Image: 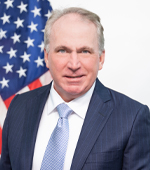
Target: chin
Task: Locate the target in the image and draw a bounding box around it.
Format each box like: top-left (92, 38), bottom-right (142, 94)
top-left (65, 86), bottom-right (86, 96)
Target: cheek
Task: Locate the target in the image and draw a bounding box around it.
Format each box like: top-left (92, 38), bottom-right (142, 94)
top-left (83, 58), bottom-right (99, 73)
top-left (48, 57), bottom-right (66, 73)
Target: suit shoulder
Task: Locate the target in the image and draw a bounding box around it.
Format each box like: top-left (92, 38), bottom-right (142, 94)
top-left (8, 84), bottom-right (51, 111)
top-left (17, 84), bottom-right (50, 99)
top-left (95, 79), bottom-right (148, 111)
top-left (107, 88), bottom-right (147, 111)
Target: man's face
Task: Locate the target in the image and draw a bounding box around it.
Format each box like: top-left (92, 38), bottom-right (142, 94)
top-left (44, 13), bottom-right (105, 102)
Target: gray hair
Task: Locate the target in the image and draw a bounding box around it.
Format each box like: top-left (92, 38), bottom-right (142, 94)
top-left (44, 7), bottom-right (105, 54)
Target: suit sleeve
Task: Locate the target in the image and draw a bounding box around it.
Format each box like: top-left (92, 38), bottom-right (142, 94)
top-left (0, 116), bottom-right (12, 170)
top-left (0, 95), bottom-right (19, 170)
top-left (122, 105), bottom-right (150, 169)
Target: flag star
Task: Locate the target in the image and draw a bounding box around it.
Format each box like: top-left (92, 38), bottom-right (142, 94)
top-left (7, 48), bottom-right (17, 58)
top-left (11, 33), bottom-right (21, 44)
top-left (24, 37), bottom-right (34, 48)
top-left (28, 22), bottom-right (38, 33)
top-left (14, 17), bottom-right (24, 28)
top-left (20, 52), bottom-right (31, 63)
top-left (16, 67), bottom-right (27, 78)
top-left (38, 41), bottom-right (44, 52)
top-left (0, 29), bottom-right (7, 39)
top-left (17, 1), bottom-right (28, 13)
top-left (45, 10), bottom-right (51, 19)
top-left (41, 29), bottom-right (45, 33)
top-left (0, 77), bottom-right (9, 89)
top-left (34, 56), bottom-right (44, 67)
top-left (4, 0), bottom-right (14, 9)
top-left (1, 13), bottom-right (11, 25)
top-left (3, 62), bottom-right (13, 74)
top-left (0, 46), bottom-right (4, 53)
top-left (31, 6), bottom-right (41, 17)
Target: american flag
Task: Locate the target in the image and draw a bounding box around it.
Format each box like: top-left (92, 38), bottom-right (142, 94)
top-left (0, 0), bottom-right (53, 154)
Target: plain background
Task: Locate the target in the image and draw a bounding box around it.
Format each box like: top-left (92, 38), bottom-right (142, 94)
top-left (50, 0), bottom-right (150, 107)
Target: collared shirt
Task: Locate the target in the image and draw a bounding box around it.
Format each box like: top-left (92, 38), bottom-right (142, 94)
top-left (32, 81), bottom-right (95, 170)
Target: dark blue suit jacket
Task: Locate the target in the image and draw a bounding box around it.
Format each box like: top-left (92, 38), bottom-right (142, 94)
top-left (0, 79), bottom-right (150, 170)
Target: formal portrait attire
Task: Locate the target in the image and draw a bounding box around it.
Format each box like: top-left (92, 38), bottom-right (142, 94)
top-left (0, 7), bottom-right (150, 170)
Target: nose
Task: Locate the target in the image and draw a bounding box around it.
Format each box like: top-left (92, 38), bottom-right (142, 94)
top-left (67, 52), bottom-right (81, 71)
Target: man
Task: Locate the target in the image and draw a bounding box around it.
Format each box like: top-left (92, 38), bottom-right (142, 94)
top-left (0, 7), bottom-right (150, 170)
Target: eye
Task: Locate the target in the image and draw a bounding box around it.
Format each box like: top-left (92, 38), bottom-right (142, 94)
top-left (58, 49), bottom-right (66, 53)
top-left (82, 50), bottom-right (90, 54)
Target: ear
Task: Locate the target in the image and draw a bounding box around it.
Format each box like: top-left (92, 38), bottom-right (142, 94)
top-left (44, 48), bottom-right (49, 68)
top-left (99, 50), bottom-right (105, 70)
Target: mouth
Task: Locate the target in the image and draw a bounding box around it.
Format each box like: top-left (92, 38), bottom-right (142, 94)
top-left (65, 75), bottom-right (84, 78)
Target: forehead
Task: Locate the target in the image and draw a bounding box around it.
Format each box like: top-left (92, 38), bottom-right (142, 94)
top-left (49, 13), bottom-right (99, 51)
top-left (51, 13), bottom-right (97, 34)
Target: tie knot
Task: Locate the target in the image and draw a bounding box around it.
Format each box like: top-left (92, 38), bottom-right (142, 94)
top-left (56, 103), bottom-right (72, 118)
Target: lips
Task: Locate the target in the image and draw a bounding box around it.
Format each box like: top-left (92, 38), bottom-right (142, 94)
top-left (65, 75), bottom-right (83, 78)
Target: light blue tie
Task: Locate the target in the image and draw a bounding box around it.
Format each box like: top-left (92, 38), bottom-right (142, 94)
top-left (40, 103), bottom-right (72, 170)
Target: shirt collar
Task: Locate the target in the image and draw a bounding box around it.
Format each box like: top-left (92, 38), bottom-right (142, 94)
top-left (47, 81), bottom-right (96, 119)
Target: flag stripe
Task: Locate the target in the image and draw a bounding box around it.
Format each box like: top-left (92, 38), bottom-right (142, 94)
top-left (4, 94), bottom-right (16, 109)
top-left (39, 70), bottom-right (52, 86)
top-left (28, 78), bottom-right (42, 90)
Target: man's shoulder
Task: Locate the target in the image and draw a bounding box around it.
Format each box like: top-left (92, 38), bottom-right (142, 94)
top-left (8, 83), bottom-right (51, 110)
top-left (17, 83), bottom-right (51, 99)
top-left (95, 79), bottom-right (146, 109)
top-left (107, 87), bottom-right (147, 111)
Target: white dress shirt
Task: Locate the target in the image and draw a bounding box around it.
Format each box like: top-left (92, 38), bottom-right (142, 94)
top-left (32, 81), bottom-right (95, 170)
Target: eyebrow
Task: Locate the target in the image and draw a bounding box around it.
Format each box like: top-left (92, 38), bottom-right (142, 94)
top-left (54, 45), bottom-right (94, 53)
top-left (77, 46), bottom-right (94, 53)
top-left (54, 46), bottom-right (71, 52)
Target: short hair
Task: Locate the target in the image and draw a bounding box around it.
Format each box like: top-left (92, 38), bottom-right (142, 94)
top-left (44, 7), bottom-right (105, 54)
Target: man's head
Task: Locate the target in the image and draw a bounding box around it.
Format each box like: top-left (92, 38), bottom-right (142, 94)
top-left (44, 7), bottom-right (105, 102)
top-left (44, 7), bottom-right (105, 55)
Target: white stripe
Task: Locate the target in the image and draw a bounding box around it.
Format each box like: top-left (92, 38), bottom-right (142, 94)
top-left (39, 71), bottom-right (52, 86)
top-left (16, 86), bottom-right (30, 94)
top-left (0, 96), bottom-right (7, 128)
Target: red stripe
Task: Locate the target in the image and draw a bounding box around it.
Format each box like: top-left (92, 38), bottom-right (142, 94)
top-left (3, 79), bottom-right (42, 109)
top-left (28, 78), bottom-right (42, 91)
top-left (0, 126), bottom-right (2, 154)
top-left (4, 94), bottom-right (16, 109)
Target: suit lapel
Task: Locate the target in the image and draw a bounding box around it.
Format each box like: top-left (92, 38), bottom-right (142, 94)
top-left (71, 79), bottom-right (113, 170)
top-left (19, 83), bottom-right (51, 170)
